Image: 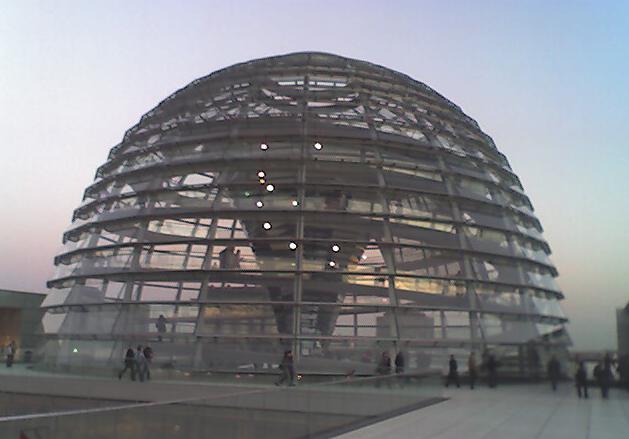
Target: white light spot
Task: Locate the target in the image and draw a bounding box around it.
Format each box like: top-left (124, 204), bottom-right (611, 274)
top-left (291, 200), bottom-right (299, 207)
top-left (289, 242), bottom-right (297, 250)
top-left (332, 245), bottom-right (340, 252)
top-left (257, 171), bottom-right (266, 178)
top-left (314, 142), bottom-right (323, 150)
top-left (263, 222), bottom-right (272, 230)
top-left (361, 254), bottom-right (367, 260)
top-left (256, 201), bottom-right (264, 208)
top-left (72, 348), bottom-right (79, 353)
top-left (329, 261), bottom-right (336, 267)
top-left (266, 184), bottom-right (275, 192)
top-left (260, 143), bottom-right (268, 150)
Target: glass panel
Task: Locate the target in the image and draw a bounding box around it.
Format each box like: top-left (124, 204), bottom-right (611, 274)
top-left (471, 257), bottom-right (521, 284)
top-left (393, 247), bottom-right (464, 278)
top-left (298, 338), bottom-right (397, 375)
top-left (303, 187), bottom-right (385, 214)
top-left (194, 338), bottom-right (286, 370)
top-left (305, 162), bottom-right (379, 186)
top-left (58, 308), bottom-right (118, 335)
top-left (454, 176), bottom-right (496, 202)
top-left (41, 288), bottom-right (70, 307)
top-left (138, 282), bottom-right (201, 302)
top-left (196, 304), bottom-right (289, 336)
top-left (481, 314), bottom-right (538, 344)
top-left (394, 277), bottom-right (466, 295)
top-left (205, 275), bottom-right (296, 302)
top-left (383, 169), bottom-right (445, 193)
top-left (307, 141), bottom-right (378, 163)
top-left (303, 214), bottom-right (383, 242)
top-left (389, 218), bottom-right (457, 248)
top-left (387, 192), bottom-right (453, 220)
top-left (463, 226), bottom-right (511, 255)
top-left (42, 311), bottom-right (66, 334)
top-left (512, 236), bottom-right (552, 265)
top-left (111, 304), bottom-right (199, 336)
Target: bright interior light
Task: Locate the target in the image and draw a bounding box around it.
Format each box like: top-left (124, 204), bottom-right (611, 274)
top-left (72, 348), bottom-right (79, 353)
top-left (314, 142), bottom-right (322, 150)
top-left (263, 222), bottom-right (272, 230)
top-left (266, 184), bottom-right (275, 192)
top-left (329, 261), bottom-right (336, 267)
top-left (291, 200), bottom-right (299, 207)
top-left (256, 201), bottom-right (264, 208)
top-left (361, 254), bottom-right (367, 260)
top-left (332, 245), bottom-right (340, 252)
top-left (289, 242), bottom-right (297, 250)
top-left (257, 171), bottom-right (266, 178)
top-left (260, 143), bottom-right (268, 150)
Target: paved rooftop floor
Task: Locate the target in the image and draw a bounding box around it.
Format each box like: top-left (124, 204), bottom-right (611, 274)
top-left (2, 366), bottom-right (628, 438)
top-left (0, 365), bottom-right (442, 438)
top-left (335, 383), bottom-right (629, 439)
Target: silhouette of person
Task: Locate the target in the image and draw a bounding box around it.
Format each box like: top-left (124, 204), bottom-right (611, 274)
top-left (547, 355), bottom-right (561, 391)
top-left (156, 314), bottom-right (167, 342)
top-left (468, 352), bottom-right (478, 389)
top-left (445, 355), bottom-right (460, 388)
top-left (275, 350), bottom-right (295, 386)
top-left (575, 361), bottom-right (588, 399)
top-left (486, 352), bottom-right (498, 388)
top-left (395, 351), bottom-right (405, 374)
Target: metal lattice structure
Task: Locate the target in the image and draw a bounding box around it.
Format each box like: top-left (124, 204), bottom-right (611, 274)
top-left (42, 52), bottom-right (569, 374)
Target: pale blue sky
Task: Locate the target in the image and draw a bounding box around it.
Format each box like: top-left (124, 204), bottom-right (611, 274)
top-left (1, 0), bottom-right (627, 350)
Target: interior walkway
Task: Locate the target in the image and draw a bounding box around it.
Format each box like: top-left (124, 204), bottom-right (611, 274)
top-left (335, 383), bottom-right (629, 439)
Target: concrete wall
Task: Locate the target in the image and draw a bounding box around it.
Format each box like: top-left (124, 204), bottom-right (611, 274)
top-left (0, 289), bottom-right (45, 355)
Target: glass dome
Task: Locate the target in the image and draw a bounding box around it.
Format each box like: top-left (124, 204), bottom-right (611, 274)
top-left (41, 52), bottom-right (569, 375)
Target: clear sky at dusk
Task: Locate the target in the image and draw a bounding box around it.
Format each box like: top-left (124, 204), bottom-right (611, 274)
top-left (1, 0), bottom-right (627, 351)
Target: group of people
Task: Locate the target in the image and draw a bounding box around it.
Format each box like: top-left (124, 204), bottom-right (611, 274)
top-left (593, 355), bottom-right (615, 399)
top-left (444, 351), bottom-right (623, 399)
top-left (218, 246), bottom-right (242, 270)
top-left (118, 344), bottom-right (153, 382)
top-left (445, 352), bottom-right (498, 389)
top-left (376, 351), bottom-right (406, 375)
top-left (546, 354), bottom-right (621, 399)
top-left (373, 350), bottom-right (499, 390)
top-left (115, 344), bottom-right (626, 395)
top-left (3, 340), bottom-right (17, 367)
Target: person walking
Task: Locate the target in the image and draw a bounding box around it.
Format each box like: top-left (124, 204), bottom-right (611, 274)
top-left (394, 351), bottom-right (406, 386)
top-left (594, 361), bottom-right (612, 399)
top-left (5, 340), bottom-right (15, 368)
top-left (486, 353), bottom-right (498, 388)
top-left (599, 355), bottom-right (613, 399)
top-left (142, 345), bottom-right (153, 381)
top-left (376, 351), bottom-right (391, 375)
top-left (156, 315), bottom-right (167, 342)
top-left (118, 345), bottom-right (136, 381)
top-left (575, 361), bottom-right (588, 399)
top-left (445, 355), bottom-right (460, 388)
top-left (468, 352), bottom-right (478, 389)
top-left (135, 345), bottom-right (147, 382)
top-left (375, 351), bottom-right (392, 388)
top-left (593, 362), bottom-right (603, 396)
top-left (547, 355), bottom-right (561, 391)
top-left (275, 350), bottom-right (295, 386)
top-left (394, 351), bottom-right (405, 374)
